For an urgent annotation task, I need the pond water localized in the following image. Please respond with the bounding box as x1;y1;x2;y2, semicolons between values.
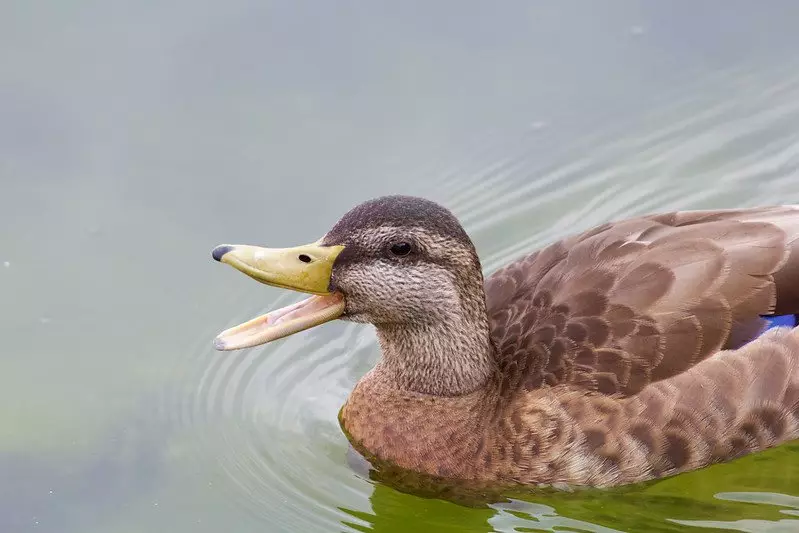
3;2;799;532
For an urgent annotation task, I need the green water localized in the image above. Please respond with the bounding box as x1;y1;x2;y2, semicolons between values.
3;2;799;532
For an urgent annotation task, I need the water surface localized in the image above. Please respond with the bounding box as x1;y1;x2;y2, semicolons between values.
3;2;799;532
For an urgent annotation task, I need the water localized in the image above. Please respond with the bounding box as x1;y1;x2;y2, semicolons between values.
3;2;799;532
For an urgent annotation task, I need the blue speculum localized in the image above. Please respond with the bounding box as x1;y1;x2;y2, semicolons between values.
761;314;799;332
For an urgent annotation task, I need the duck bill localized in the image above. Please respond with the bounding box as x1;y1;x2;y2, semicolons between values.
211;242;345;350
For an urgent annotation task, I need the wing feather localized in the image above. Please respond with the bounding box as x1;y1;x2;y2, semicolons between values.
486;206;799;397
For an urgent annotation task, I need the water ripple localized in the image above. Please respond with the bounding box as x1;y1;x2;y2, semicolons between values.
163;64;799;532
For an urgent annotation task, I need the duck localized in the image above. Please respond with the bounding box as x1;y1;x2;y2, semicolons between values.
211;195;799;488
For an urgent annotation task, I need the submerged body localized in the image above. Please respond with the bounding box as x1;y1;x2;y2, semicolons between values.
213;197;799;488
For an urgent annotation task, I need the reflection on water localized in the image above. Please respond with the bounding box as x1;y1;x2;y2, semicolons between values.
4;1;799;532
489;500;623;532
673;492;799;532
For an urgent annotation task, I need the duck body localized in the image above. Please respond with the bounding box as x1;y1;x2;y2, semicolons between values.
342;329;799;488
214;197;799;488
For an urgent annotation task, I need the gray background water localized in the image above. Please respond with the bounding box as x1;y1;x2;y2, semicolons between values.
3;2;799;532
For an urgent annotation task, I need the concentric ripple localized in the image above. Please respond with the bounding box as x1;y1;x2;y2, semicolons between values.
163;289;378;531
163;63;799;532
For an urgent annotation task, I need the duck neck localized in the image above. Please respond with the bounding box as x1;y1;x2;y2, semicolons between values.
373;291;494;397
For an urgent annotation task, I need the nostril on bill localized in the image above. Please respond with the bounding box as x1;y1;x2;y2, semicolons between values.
298;254;312;263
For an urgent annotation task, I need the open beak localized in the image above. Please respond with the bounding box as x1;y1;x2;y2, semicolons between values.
211;241;345;350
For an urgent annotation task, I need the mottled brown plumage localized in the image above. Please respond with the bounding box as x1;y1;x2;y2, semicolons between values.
335;199;799;488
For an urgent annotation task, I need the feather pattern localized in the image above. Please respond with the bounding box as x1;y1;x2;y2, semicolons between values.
335;203;799;487
485;207;799;398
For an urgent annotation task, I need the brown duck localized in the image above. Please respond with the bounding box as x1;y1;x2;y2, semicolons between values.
211;195;799;488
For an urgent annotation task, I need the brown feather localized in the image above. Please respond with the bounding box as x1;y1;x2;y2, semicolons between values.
336;203;799;489
486;205;799;395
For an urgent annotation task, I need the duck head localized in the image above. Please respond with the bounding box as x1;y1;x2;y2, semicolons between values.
211;195;487;352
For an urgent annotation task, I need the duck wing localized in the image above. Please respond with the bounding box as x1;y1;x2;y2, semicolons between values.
485;206;799;397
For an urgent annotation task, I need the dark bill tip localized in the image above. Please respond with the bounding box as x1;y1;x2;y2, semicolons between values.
212;245;234;262
212;337;228;351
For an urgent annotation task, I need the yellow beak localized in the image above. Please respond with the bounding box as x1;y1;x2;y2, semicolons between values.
211;242;345;350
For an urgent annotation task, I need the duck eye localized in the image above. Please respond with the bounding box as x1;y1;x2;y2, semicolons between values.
390;242;412;256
